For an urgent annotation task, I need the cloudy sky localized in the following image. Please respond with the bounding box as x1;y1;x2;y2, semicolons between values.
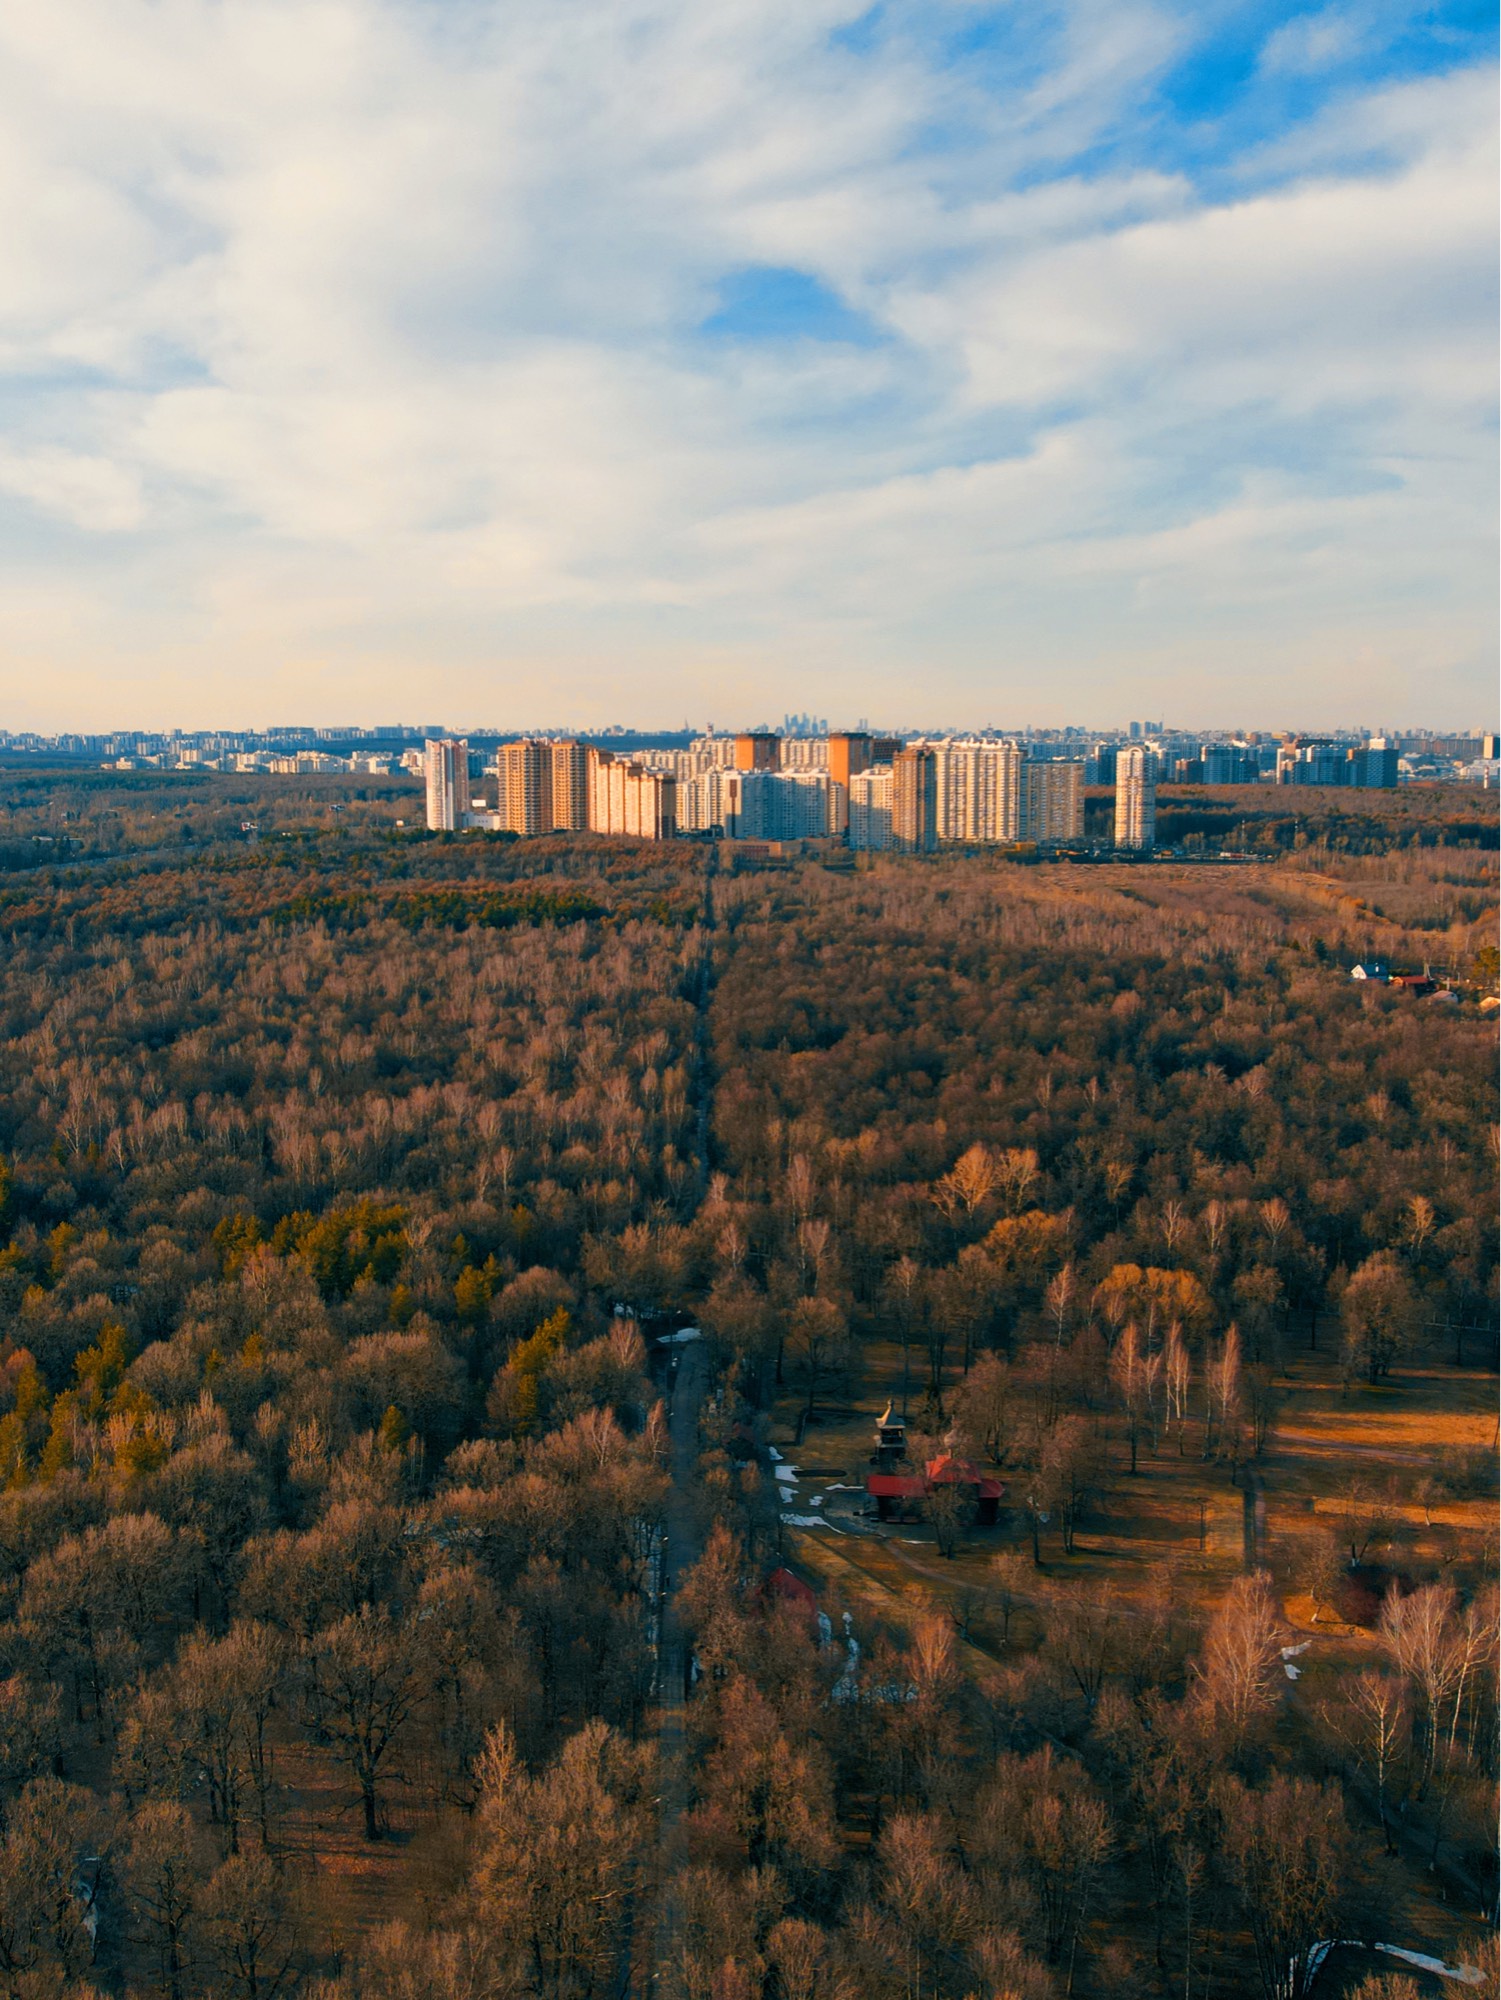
1;0;1495;732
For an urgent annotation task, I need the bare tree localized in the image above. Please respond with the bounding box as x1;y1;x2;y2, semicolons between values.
1218;1772;1349;2000
305;1606;427;1840
1194;1571;1283;1760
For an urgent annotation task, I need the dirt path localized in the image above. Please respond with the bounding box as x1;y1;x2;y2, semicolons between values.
639;847;716;1994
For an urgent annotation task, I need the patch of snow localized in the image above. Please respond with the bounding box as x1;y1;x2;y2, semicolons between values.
1281;1641;1312;1659
781;1514;830;1528
1376;1945;1484;1986
767;1446;783;1463
656;1327;702;1345
1284;1664;1301;1680
1303;1943;1483;1988
809;1495;823;1507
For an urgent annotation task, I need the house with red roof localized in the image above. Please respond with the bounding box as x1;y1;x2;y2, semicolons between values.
866;1452;1003;1526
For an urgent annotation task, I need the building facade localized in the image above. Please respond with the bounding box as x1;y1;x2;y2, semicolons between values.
734;732;782;772
495;739;552;835
550;741;591;829
588;751;677;839
931;740;1024;844
893;746;939;853
1114;745;1157;850
1021;759;1084;842
848;766;895;850
424;738;469;831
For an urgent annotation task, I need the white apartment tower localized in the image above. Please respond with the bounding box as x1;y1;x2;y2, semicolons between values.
424;738;469;831
848;766;895;850
1114;745;1157;850
933;740;1024;843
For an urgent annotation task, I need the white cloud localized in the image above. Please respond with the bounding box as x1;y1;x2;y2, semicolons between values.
0;0;1493;728
0;446;144;532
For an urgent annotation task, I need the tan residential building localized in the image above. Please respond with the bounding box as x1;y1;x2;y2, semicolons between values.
550;740;590;830
495;739;553;835
588;750;677;839
1022;759;1085;842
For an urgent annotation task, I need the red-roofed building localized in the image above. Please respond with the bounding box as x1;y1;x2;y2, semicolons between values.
866;1457;1004;1525
760;1566;819;1624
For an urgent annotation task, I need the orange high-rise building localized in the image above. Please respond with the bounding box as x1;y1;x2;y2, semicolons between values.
734;732;781;772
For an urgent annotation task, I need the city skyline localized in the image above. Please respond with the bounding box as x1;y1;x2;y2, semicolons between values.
0;1;1495;730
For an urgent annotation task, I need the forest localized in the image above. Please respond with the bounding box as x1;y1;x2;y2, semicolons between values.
0;765;1494;2000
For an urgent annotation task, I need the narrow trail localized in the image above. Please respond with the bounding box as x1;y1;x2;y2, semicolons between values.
1241;1475;1265;1570
638;845;717;1994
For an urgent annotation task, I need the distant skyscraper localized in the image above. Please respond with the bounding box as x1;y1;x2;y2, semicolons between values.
893;746;938;853
424;738;468;830
1114;745;1157;850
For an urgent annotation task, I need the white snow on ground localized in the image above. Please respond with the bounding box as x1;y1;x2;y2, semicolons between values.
655;1327;702;1345
781;1515;831;1528
1284;1664;1301;1680
1281;1642;1312;1658
774;1466;798;1482
1377;1946;1484;1985
767;1446;782;1463
1304;1942;1483;1988
809;1495;823;1507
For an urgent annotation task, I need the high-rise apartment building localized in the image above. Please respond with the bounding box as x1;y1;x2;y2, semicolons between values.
1345;741;1398;789
848;766;895;850
1021;759;1084;842
893;746;938;853
735;732;781;772
780;737;831;771
678;766;739;834
932;740;1024;844
1114;745;1157;850
588;751;677;839
495;739;553;835
549;741;590;829
731;771;837;839
424;738;469;831
825;732;872;834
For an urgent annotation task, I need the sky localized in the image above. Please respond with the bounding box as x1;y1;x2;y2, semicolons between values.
0;0;1496;733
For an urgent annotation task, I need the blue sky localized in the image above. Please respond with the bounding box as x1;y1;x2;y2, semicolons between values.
0;0;1494;730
